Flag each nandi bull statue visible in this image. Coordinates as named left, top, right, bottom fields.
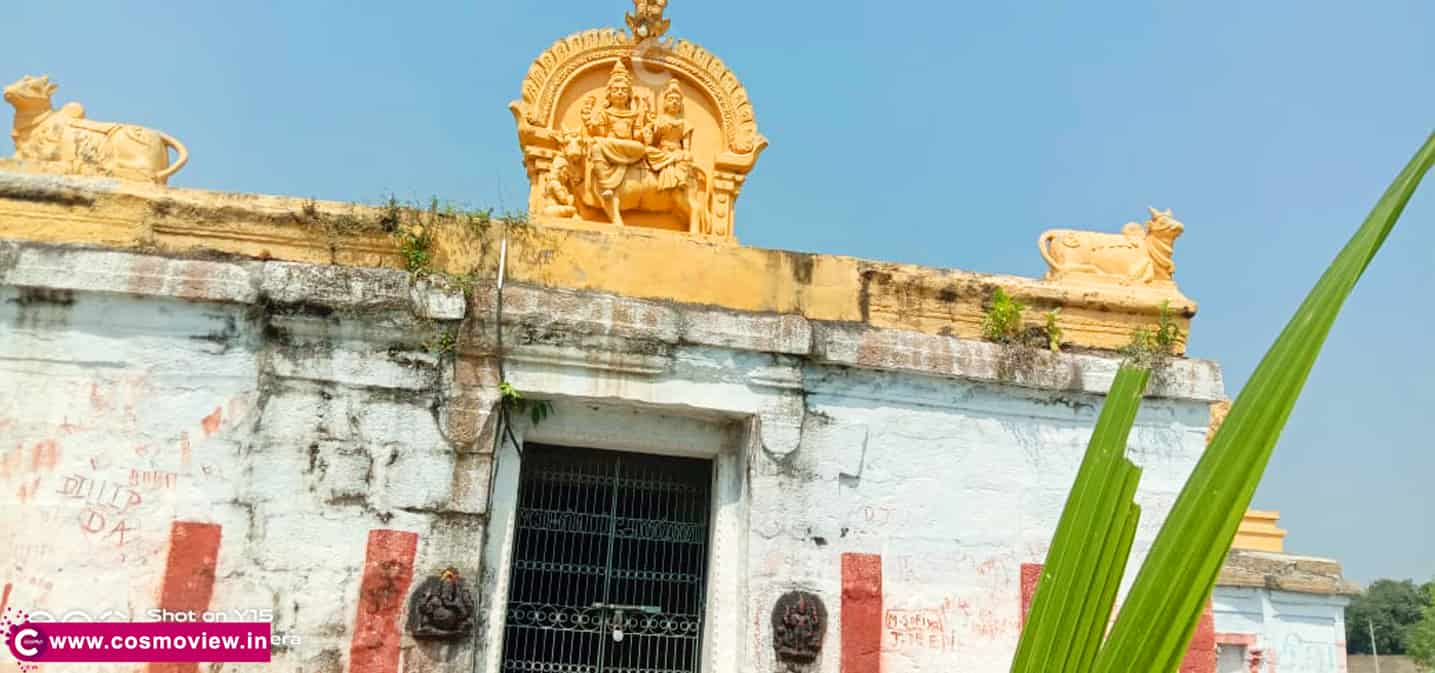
left=1038, top=207, right=1184, bottom=285
left=4, top=74, right=188, bottom=185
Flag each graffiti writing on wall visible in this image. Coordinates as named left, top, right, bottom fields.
left=1276, top=633, right=1337, bottom=673
left=58, top=474, right=142, bottom=546
left=884, top=551, right=1028, bottom=650
left=130, top=469, right=180, bottom=490
left=885, top=608, right=953, bottom=651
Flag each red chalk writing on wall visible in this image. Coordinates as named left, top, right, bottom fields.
left=885, top=608, right=951, bottom=651
left=0, top=440, right=61, bottom=480
left=130, top=469, right=179, bottom=490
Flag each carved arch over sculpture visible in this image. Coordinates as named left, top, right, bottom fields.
left=510, top=26, right=766, bottom=241
left=513, top=30, right=763, bottom=155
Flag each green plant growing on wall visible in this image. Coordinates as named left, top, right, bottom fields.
left=466, top=207, right=494, bottom=235
left=502, top=209, right=529, bottom=227
left=392, top=202, right=438, bottom=274
left=499, top=380, right=553, bottom=427
left=422, top=326, right=458, bottom=356
left=436, top=270, right=483, bottom=299
left=1010, top=132, right=1434, bottom=673
left=396, top=227, right=433, bottom=274
left=1045, top=309, right=1064, bottom=353
left=982, top=287, right=1026, bottom=343
left=378, top=195, right=403, bottom=232
left=1121, top=300, right=1182, bottom=368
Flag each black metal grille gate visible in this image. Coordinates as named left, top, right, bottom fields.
left=500, top=443, right=712, bottom=673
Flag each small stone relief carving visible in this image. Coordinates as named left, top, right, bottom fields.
left=771, top=591, right=826, bottom=665
left=1038, top=207, right=1185, bottom=285
left=4, top=74, right=189, bottom=184
left=407, top=568, right=476, bottom=639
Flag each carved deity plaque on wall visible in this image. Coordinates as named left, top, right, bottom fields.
left=771, top=590, right=826, bottom=664
left=510, top=0, right=767, bottom=242
left=407, top=568, right=476, bottom=640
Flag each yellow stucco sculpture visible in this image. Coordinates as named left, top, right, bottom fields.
left=626, top=0, right=671, bottom=40
left=511, top=0, right=766, bottom=241
left=1039, top=207, right=1184, bottom=286
left=4, top=75, right=188, bottom=185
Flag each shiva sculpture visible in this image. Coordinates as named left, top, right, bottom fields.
left=511, top=0, right=766, bottom=241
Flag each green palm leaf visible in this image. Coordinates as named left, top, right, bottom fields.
left=1011, top=365, right=1147, bottom=673
left=1012, top=131, right=1435, bottom=673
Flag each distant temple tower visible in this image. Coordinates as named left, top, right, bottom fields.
left=1231, top=509, right=1288, bottom=553
left=510, top=0, right=766, bottom=241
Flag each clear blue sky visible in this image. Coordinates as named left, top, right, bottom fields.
left=7, top=1, right=1432, bottom=583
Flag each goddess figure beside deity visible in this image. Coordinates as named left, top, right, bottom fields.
left=647, top=80, right=694, bottom=192
left=547, top=61, right=705, bottom=232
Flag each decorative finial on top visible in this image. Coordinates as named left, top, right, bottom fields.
left=626, top=0, right=671, bottom=41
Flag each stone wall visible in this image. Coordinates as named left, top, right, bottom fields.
left=1, top=229, right=1225, bottom=673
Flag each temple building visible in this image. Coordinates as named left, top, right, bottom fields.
left=0, top=3, right=1303, bottom=673
left=1212, top=511, right=1360, bottom=673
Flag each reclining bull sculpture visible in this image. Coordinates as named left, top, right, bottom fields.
left=4, top=74, right=188, bottom=185
left=1039, top=208, right=1184, bottom=285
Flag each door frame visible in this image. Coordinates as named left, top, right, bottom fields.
left=475, top=400, right=753, bottom=673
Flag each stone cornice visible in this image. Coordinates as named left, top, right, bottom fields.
left=0, top=238, right=1224, bottom=403
left=1217, top=549, right=1360, bottom=597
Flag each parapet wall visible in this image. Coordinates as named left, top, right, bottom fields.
left=0, top=168, right=1196, bottom=355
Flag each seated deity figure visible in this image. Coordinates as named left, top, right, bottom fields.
left=539, top=155, right=578, bottom=218
left=645, top=79, right=694, bottom=193
left=581, top=61, right=652, bottom=224
left=512, top=6, right=766, bottom=239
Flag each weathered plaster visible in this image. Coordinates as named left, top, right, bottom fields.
left=1211, top=549, right=1357, bottom=673
left=1, top=229, right=1224, bottom=673
left=1213, top=586, right=1351, bottom=673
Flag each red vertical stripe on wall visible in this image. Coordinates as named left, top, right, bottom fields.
left=349, top=530, right=419, bottom=673
left=1178, top=600, right=1217, bottom=673
left=148, top=521, right=223, bottom=673
left=841, top=553, right=883, bottom=673
left=1019, top=563, right=1043, bottom=629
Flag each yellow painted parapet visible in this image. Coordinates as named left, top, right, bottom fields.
left=0, top=169, right=1196, bottom=353
left=1233, top=510, right=1288, bottom=553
